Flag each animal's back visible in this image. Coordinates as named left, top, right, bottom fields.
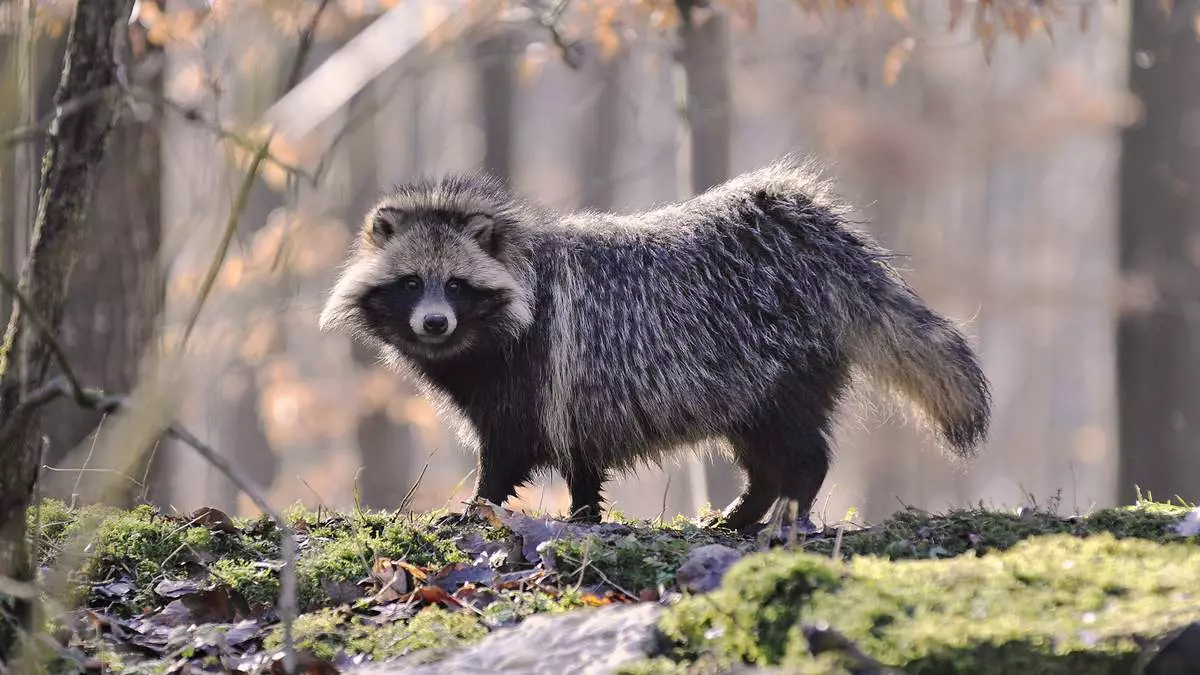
left=538, top=174, right=879, bottom=465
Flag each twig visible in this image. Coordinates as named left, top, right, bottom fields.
left=284, top=0, right=335, bottom=92
left=534, top=0, right=583, bottom=68
left=0, top=85, right=117, bottom=149
left=129, top=89, right=315, bottom=184
left=71, top=413, right=107, bottom=508
left=657, top=474, right=671, bottom=527
left=179, top=137, right=272, bottom=348
left=397, top=460, right=431, bottom=514
left=40, top=465, right=143, bottom=488
left=140, top=439, right=160, bottom=503
left=0, top=272, right=87, bottom=400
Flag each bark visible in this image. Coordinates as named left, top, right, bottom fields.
left=0, top=0, right=135, bottom=656
left=474, top=29, right=518, bottom=181
left=1116, top=0, right=1200, bottom=503
left=41, top=27, right=165, bottom=508
left=674, top=1, right=738, bottom=513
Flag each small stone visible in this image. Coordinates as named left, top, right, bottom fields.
left=675, top=544, right=743, bottom=594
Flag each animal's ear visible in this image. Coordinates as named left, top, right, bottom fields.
left=465, top=213, right=496, bottom=252
left=367, top=207, right=409, bottom=246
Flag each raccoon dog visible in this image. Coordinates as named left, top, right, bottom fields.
left=319, top=157, right=991, bottom=532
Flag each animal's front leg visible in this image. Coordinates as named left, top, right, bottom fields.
left=436, top=438, right=538, bottom=527
left=472, top=437, right=538, bottom=506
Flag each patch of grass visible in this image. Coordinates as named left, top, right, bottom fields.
left=656, top=533, right=1200, bottom=674
left=209, top=558, right=280, bottom=608
left=476, top=587, right=590, bottom=626
left=293, top=510, right=469, bottom=610
left=548, top=520, right=748, bottom=593
left=803, top=500, right=1194, bottom=561
left=264, top=606, right=487, bottom=663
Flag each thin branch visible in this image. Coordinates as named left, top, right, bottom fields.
left=0, top=85, right=117, bottom=149
left=534, top=0, right=583, bottom=68
left=284, top=0, right=335, bottom=93
left=165, top=423, right=297, bottom=667
left=179, top=0, right=335, bottom=358
left=128, top=88, right=316, bottom=184
left=180, top=137, right=272, bottom=348
left=0, top=272, right=87, bottom=401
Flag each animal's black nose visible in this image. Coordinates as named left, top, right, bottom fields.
left=423, top=314, right=449, bottom=335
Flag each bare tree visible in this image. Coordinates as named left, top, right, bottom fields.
left=40, top=16, right=166, bottom=507
left=1117, top=0, right=1200, bottom=504
left=0, top=0, right=136, bottom=655
left=673, top=0, right=739, bottom=514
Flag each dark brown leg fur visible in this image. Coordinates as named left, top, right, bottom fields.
left=707, top=361, right=843, bottom=534
left=566, top=464, right=607, bottom=523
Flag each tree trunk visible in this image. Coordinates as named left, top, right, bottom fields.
left=40, top=21, right=165, bottom=508
left=475, top=28, right=518, bottom=182
left=1116, top=0, right=1200, bottom=504
left=674, top=1, right=738, bottom=515
left=0, top=0, right=135, bottom=657
left=577, top=52, right=622, bottom=212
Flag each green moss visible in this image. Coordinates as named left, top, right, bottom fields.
left=81, top=505, right=190, bottom=591
left=209, top=558, right=280, bottom=608
left=803, top=501, right=1195, bottom=561
left=659, top=534, right=1200, bottom=674
left=297, top=537, right=372, bottom=610
left=264, top=606, right=487, bottom=663
left=549, top=520, right=743, bottom=592
left=292, top=512, right=468, bottom=610
left=27, top=498, right=78, bottom=554
left=477, top=587, right=590, bottom=626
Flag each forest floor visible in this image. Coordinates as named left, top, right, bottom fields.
left=10, top=493, right=1200, bottom=674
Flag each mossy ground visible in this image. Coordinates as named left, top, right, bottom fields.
left=15, top=496, right=1200, bottom=673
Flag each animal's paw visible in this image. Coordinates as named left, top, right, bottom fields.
left=434, top=505, right=489, bottom=528
left=759, top=510, right=822, bottom=545
left=699, top=513, right=763, bottom=536
left=566, top=505, right=603, bottom=525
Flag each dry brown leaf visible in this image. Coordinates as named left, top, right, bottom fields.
left=412, top=585, right=463, bottom=608
left=883, top=0, right=909, bottom=23
left=883, top=37, right=915, bottom=87
left=189, top=506, right=241, bottom=534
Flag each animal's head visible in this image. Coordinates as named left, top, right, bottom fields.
left=319, top=174, right=537, bottom=361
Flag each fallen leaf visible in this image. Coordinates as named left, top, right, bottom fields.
left=94, top=578, right=135, bottom=600
left=411, top=585, right=463, bottom=609
left=882, top=37, right=915, bottom=87
left=474, top=502, right=569, bottom=566
left=152, top=581, right=252, bottom=624
left=429, top=562, right=496, bottom=592
left=190, top=506, right=241, bottom=534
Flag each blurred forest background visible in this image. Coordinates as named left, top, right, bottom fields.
left=1, top=0, right=1197, bottom=528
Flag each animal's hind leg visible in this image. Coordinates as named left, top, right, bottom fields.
left=710, top=396, right=838, bottom=534
left=707, top=446, right=780, bottom=533
left=565, top=462, right=608, bottom=523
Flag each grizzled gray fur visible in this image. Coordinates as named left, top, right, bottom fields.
left=319, top=156, right=992, bottom=531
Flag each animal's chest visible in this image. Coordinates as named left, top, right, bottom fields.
left=417, top=354, right=540, bottom=431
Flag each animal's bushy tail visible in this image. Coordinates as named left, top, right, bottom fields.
left=849, top=273, right=992, bottom=458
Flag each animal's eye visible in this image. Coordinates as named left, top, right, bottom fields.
left=401, top=275, right=423, bottom=291
left=445, top=279, right=463, bottom=294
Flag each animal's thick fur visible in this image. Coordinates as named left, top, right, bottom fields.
left=320, top=157, right=992, bottom=530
